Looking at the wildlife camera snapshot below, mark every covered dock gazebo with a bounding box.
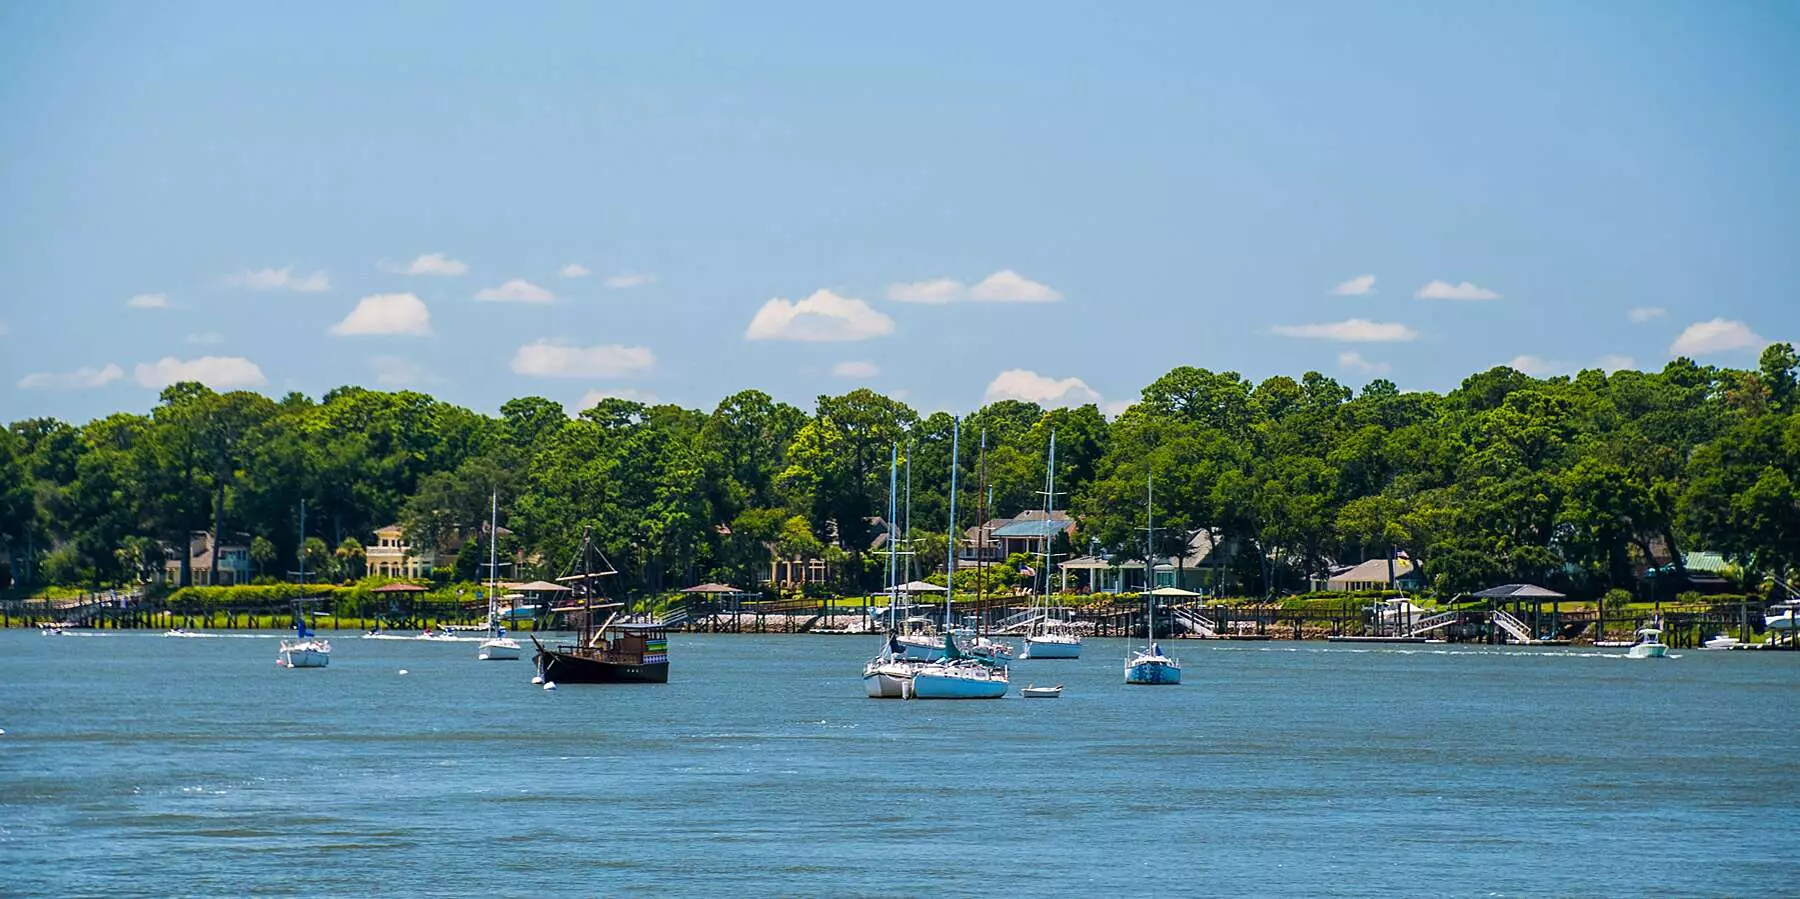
[1470,583,1567,644]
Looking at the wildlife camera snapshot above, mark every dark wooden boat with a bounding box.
[532,620,669,684]
[529,527,668,684]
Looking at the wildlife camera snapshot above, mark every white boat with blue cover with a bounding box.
[1124,477,1181,685]
[1125,642,1182,684]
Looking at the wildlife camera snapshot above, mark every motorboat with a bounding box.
[1626,622,1669,659]
[962,632,1015,663]
[1701,633,1743,651]
[1022,683,1063,699]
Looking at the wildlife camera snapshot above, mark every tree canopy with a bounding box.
[5,350,1797,601]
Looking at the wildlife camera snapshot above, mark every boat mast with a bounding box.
[904,447,914,587]
[297,499,307,586]
[976,429,987,633]
[488,491,499,633]
[1039,430,1058,626]
[946,417,959,632]
[1144,474,1155,642]
[887,444,898,633]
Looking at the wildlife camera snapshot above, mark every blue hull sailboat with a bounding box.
[1125,476,1180,685]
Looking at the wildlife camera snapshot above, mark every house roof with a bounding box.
[1470,583,1565,599]
[1327,557,1417,586]
[992,518,1075,539]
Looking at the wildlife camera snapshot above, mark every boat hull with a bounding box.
[1626,643,1668,659]
[478,638,521,661]
[279,642,331,668]
[535,648,668,684]
[896,636,947,661]
[1125,659,1181,685]
[1022,636,1082,659]
[863,663,915,699]
[910,668,1008,699]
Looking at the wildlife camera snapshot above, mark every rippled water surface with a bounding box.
[2,630,1796,896]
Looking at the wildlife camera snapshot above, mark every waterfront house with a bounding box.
[162,531,253,586]
[1056,530,1237,594]
[958,510,1076,569]
[367,524,434,579]
[1323,556,1422,592]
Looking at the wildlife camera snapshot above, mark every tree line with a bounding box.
[3,346,1797,601]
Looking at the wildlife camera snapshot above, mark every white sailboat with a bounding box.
[477,492,521,661]
[909,418,1008,700]
[1125,476,1180,685]
[1023,431,1081,660]
[277,500,331,669]
[866,445,928,697]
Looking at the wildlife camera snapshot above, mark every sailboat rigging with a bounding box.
[1125,475,1181,685]
[477,491,521,661]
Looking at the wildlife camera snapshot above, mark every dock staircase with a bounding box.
[1171,606,1217,638]
[992,610,1047,635]
[1491,608,1536,644]
[1405,611,1460,638]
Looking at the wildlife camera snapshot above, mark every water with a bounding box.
[2,631,1796,897]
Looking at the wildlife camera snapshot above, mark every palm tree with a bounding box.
[335,537,366,582]
[250,536,275,576]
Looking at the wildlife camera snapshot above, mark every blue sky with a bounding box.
[2,1,1797,422]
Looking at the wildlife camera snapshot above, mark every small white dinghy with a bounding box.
[1022,683,1064,699]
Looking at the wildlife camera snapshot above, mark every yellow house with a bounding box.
[367,524,435,579]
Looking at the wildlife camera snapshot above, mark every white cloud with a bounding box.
[329,293,433,336]
[382,252,468,276]
[560,263,592,278]
[887,278,966,304]
[18,363,124,390]
[1102,399,1134,419]
[127,293,170,309]
[745,289,895,342]
[886,270,1062,303]
[369,355,437,387]
[969,269,1062,302]
[983,369,1102,408]
[475,279,555,303]
[603,272,656,289]
[1415,280,1500,301]
[134,356,267,389]
[511,340,655,377]
[1670,318,1768,356]
[223,266,330,292]
[1627,306,1666,324]
[1331,274,1376,296]
[831,360,880,378]
[1337,351,1391,375]
[1271,319,1420,342]
[577,388,659,409]
[1596,354,1636,373]
[1506,355,1561,377]
[185,331,224,345]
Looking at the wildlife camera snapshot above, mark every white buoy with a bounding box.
[398,669,409,676]
[543,681,557,691]
[530,675,544,685]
